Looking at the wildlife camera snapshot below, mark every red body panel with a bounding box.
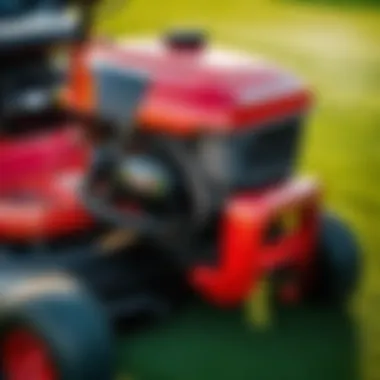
[0,126,92,241]
[190,177,321,306]
[67,39,312,135]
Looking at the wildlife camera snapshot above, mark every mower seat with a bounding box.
[0,55,65,119]
[0,10,81,118]
[0,12,81,53]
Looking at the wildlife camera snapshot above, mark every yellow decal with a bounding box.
[245,278,272,330]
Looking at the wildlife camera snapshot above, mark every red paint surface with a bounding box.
[2,329,57,380]
[67,39,313,135]
[0,125,93,241]
[190,177,321,306]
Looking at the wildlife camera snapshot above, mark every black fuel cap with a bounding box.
[164,29,207,51]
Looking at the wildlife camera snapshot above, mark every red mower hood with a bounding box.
[88,36,313,135]
[0,126,87,192]
[0,126,92,241]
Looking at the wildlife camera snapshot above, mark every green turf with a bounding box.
[118,302,359,380]
[95,1,380,379]
[291,0,380,7]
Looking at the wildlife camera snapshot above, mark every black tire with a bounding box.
[0,273,114,380]
[311,213,360,305]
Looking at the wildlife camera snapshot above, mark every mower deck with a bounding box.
[0,234,190,323]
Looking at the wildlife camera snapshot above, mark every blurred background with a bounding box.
[92,0,380,379]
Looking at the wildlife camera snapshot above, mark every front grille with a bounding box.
[229,117,303,189]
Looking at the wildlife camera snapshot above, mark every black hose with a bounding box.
[81,144,161,235]
[81,136,213,268]
[157,137,212,230]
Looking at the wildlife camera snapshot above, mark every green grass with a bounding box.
[118,303,359,380]
[290,0,380,7]
[95,1,380,379]
[289,0,380,7]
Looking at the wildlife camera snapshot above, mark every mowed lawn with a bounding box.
[96,1,380,379]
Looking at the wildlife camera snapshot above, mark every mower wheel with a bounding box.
[311,213,360,305]
[0,273,114,380]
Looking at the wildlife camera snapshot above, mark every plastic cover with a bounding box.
[92,61,150,128]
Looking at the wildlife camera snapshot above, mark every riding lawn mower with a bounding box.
[0,1,360,379]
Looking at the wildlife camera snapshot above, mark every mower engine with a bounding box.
[76,31,326,306]
[73,30,313,197]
